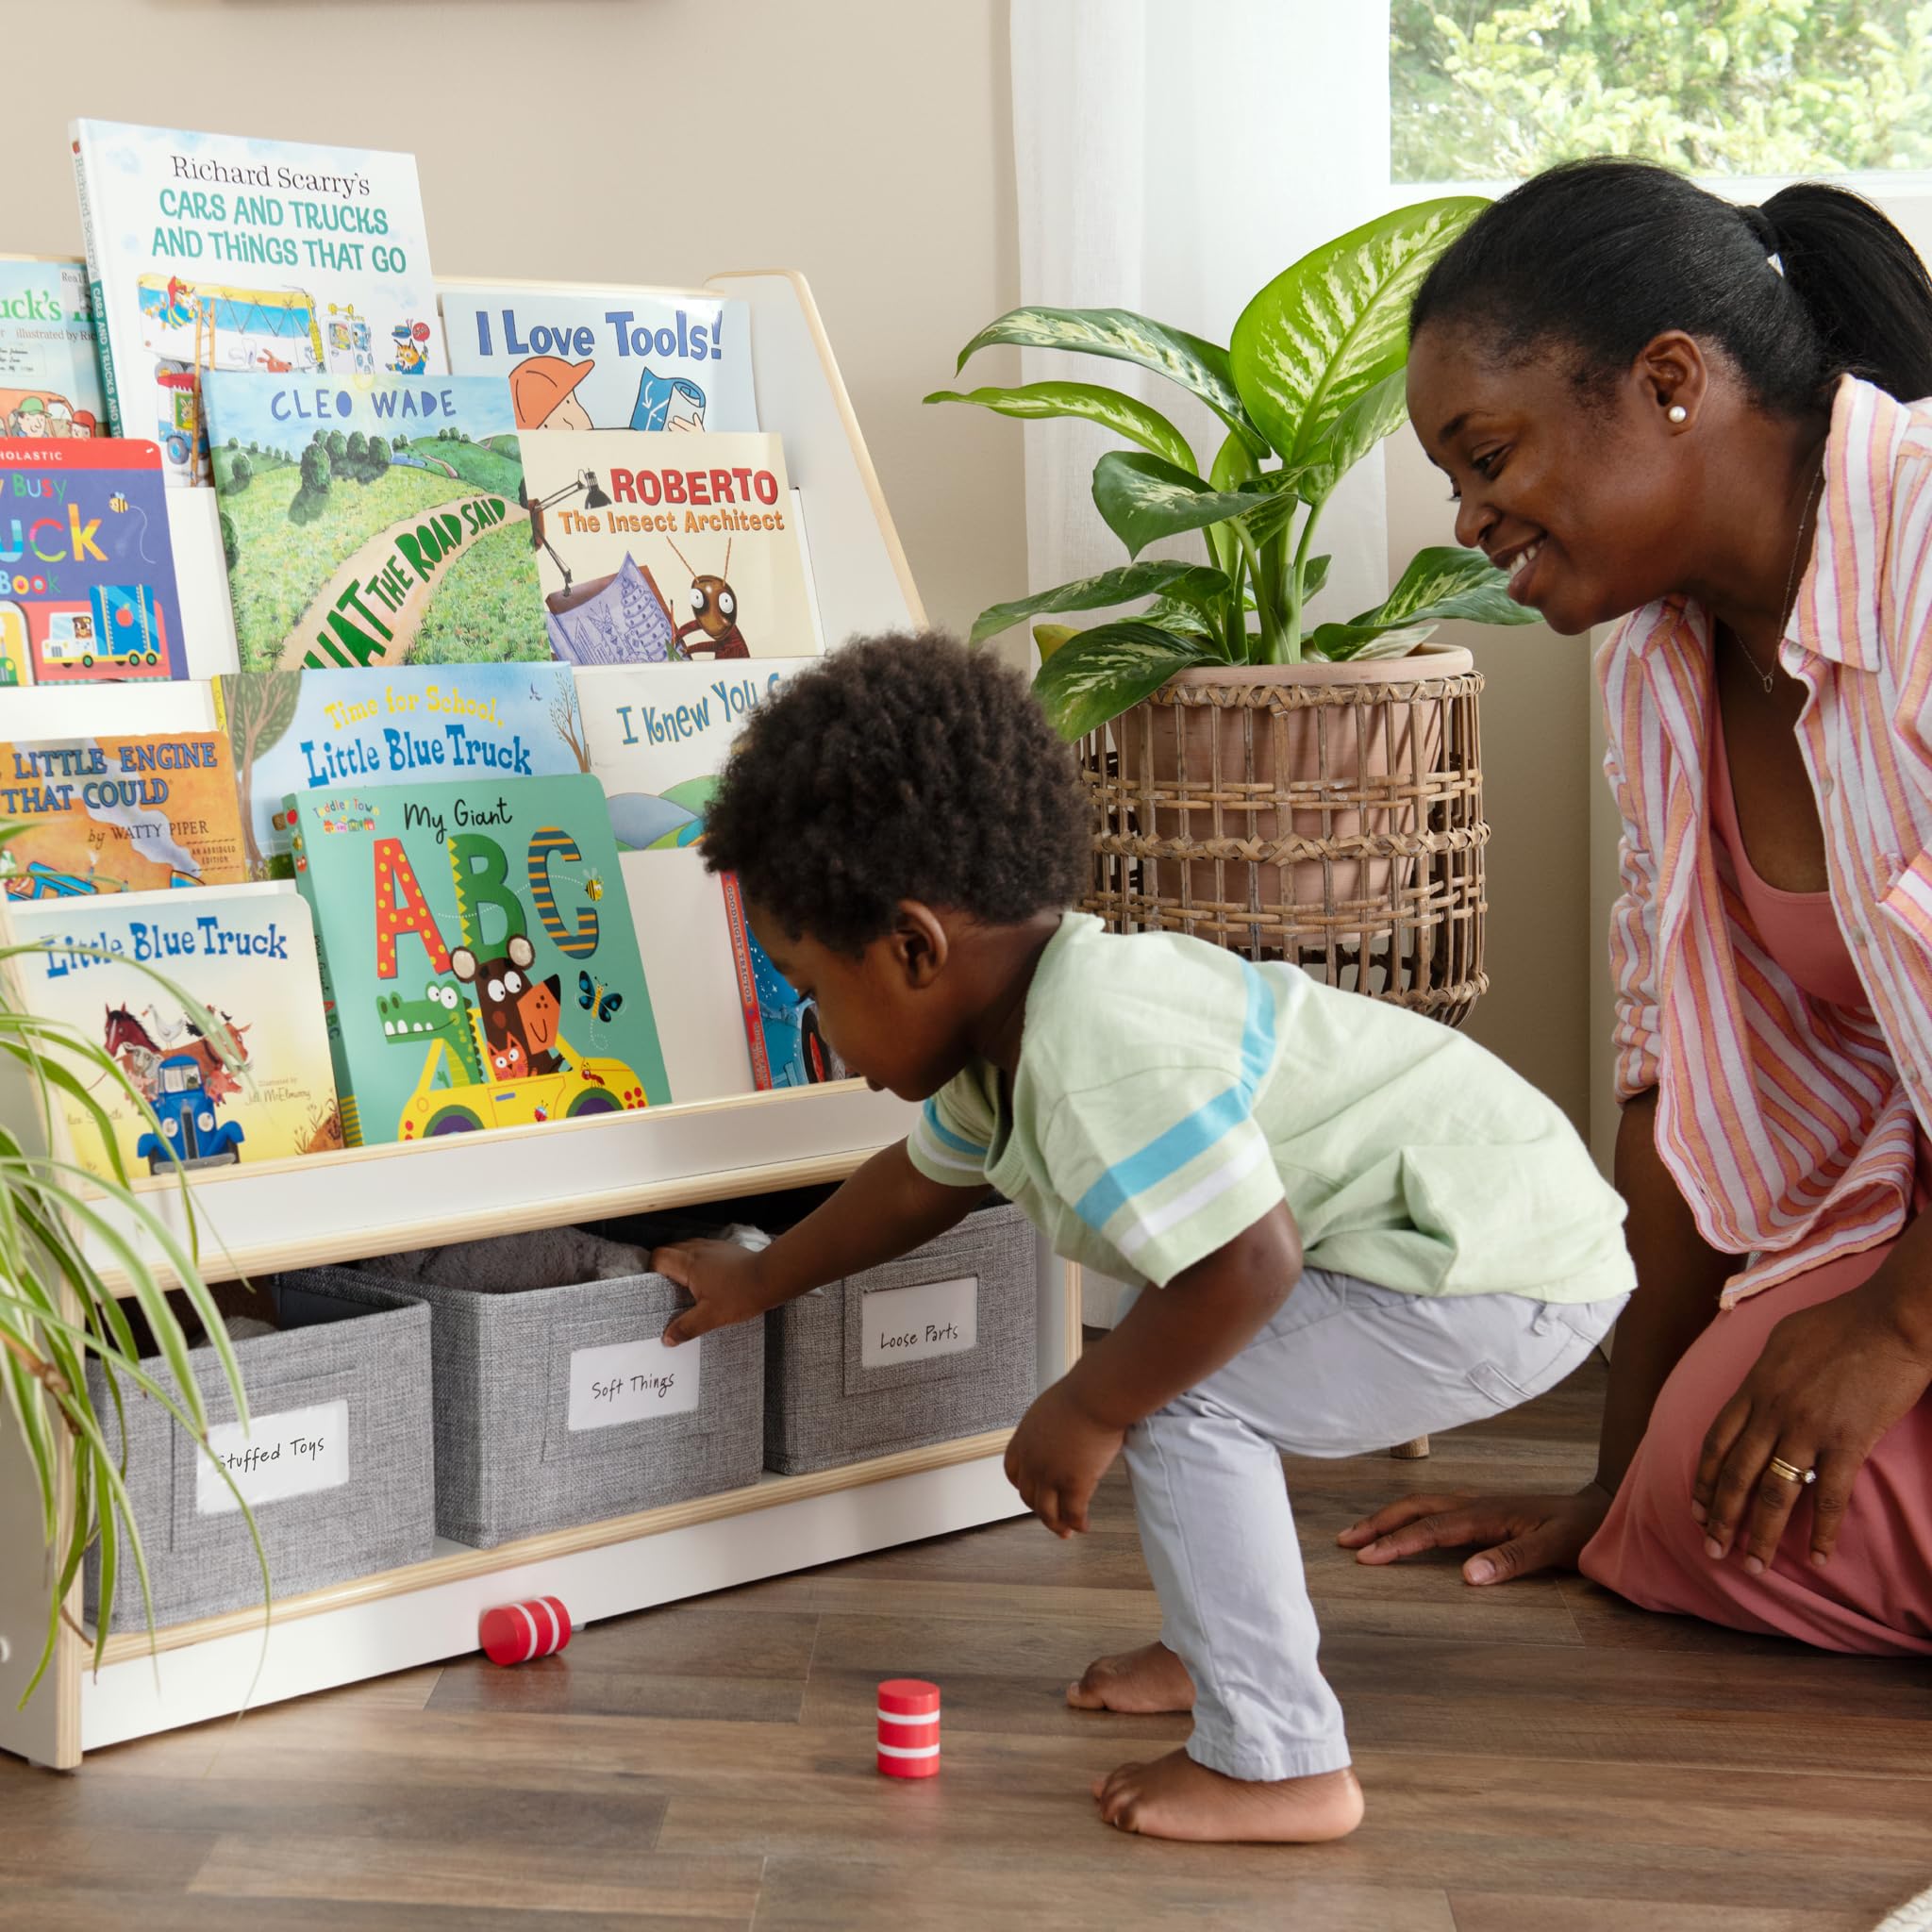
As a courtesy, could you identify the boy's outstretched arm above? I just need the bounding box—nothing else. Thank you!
[653,1140,985,1346]
[1005,1204,1303,1538]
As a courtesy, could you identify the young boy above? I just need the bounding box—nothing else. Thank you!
[652,633,1633,1844]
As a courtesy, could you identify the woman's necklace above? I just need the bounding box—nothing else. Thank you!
[1729,465,1824,696]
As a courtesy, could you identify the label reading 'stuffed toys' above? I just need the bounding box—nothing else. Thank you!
[566,1335,700,1431]
[195,1398,350,1514]
[860,1275,980,1370]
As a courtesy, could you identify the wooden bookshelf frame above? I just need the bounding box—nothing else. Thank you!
[0,272,1076,1772]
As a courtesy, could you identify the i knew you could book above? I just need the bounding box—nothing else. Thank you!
[288,772,670,1147]
[71,119,446,485]
[203,370,545,673]
[519,431,818,666]
[577,659,811,1101]
[5,882,342,1179]
[215,662,588,879]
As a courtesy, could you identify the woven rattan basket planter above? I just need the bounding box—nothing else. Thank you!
[1080,643,1487,1024]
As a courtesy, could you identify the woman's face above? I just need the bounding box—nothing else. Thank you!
[1406,323,1700,636]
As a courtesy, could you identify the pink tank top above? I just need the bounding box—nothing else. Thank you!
[1707,697,1870,1011]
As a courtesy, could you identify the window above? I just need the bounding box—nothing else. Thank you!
[1391,2,1932,185]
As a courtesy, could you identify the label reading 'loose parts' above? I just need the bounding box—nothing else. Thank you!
[860,1275,979,1370]
[567,1336,701,1432]
[195,1399,351,1516]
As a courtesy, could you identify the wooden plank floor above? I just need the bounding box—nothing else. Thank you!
[5,1352,1932,1931]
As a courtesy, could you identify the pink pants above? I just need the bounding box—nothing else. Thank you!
[1580,1241,1932,1654]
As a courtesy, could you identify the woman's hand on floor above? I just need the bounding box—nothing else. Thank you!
[1337,1482,1615,1585]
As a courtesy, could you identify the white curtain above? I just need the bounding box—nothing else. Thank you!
[1008,0,1395,621]
[1009,2,1393,1324]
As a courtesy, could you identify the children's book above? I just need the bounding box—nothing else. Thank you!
[0,439,185,685]
[576,659,811,1099]
[0,727,247,899]
[287,772,671,1146]
[4,881,343,1179]
[215,662,588,880]
[71,119,446,488]
[0,256,107,439]
[440,280,758,436]
[202,370,547,673]
[720,871,846,1091]
[518,431,818,665]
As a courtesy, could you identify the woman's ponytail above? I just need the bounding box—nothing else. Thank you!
[1412,158,1932,414]
[1760,181,1932,405]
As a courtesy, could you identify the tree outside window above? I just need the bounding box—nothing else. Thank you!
[1392,1,1932,183]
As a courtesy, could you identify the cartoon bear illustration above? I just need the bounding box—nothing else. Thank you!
[450,933,564,1078]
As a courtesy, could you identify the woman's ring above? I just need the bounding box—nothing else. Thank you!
[1767,1456,1817,1486]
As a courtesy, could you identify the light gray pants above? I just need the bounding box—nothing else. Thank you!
[1122,1266,1626,1782]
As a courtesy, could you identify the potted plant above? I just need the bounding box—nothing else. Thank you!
[928,196,1535,1019]
[0,866,262,1711]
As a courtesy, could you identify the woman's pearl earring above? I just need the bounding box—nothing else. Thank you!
[1667,404,1689,423]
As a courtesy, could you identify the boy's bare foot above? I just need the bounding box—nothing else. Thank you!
[1067,1641,1195,1714]
[1092,1750,1364,1842]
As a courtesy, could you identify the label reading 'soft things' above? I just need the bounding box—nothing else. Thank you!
[567,1335,701,1432]
[195,1399,351,1516]
[861,1274,979,1369]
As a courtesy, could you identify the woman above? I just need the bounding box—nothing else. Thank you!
[1342,158,1932,1651]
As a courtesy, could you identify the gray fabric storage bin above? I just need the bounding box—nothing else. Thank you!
[84,1276,434,1628]
[282,1260,763,1549]
[764,1201,1038,1475]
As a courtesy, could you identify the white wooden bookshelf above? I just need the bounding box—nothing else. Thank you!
[0,272,1073,1771]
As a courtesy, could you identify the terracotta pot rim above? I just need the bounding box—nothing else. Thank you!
[1161,641,1475,689]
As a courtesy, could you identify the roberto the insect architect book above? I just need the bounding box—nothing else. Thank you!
[287,772,670,1148]
[4,881,343,1180]
[518,431,818,666]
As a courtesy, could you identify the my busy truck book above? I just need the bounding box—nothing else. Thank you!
[72,119,445,487]
[0,726,247,898]
[215,662,588,880]
[287,772,670,1147]
[203,370,546,673]
[440,279,758,437]
[0,256,108,441]
[0,438,186,686]
[4,881,343,1180]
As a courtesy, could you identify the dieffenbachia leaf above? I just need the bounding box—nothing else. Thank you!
[1031,621,1210,741]
[969,561,1231,644]
[924,382,1196,475]
[1091,452,1268,558]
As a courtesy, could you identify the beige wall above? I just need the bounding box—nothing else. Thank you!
[0,0,1028,644]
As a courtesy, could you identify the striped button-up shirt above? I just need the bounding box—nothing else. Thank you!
[1603,375,1932,1306]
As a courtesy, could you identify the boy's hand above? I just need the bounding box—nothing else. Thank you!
[1003,1383,1126,1538]
[652,1240,781,1346]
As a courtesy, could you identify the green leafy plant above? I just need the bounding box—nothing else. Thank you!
[926,197,1540,740]
[0,833,265,1702]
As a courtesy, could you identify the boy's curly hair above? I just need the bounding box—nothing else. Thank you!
[700,631,1092,951]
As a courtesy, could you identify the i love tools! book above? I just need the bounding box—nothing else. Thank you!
[287,772,670,1147]
[4,881,342,1179]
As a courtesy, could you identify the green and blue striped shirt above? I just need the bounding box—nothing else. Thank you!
[908,913,1633,1301]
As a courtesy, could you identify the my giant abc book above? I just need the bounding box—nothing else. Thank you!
[288,772,670,1147]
